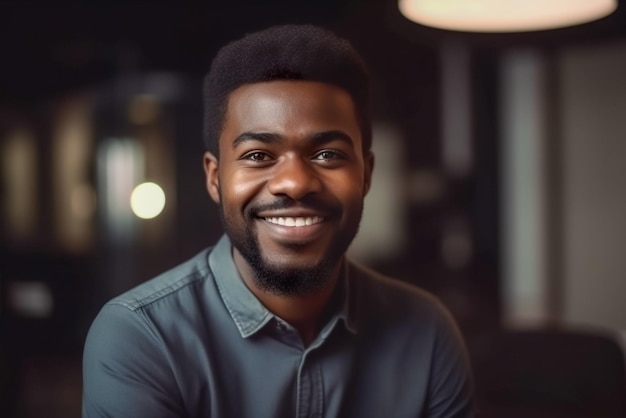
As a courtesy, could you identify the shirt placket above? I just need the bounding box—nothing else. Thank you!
[295,350,324,418]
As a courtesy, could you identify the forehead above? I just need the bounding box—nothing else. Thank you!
[221,80,361,142]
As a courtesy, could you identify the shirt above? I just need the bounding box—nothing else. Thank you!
[82,235,474,417]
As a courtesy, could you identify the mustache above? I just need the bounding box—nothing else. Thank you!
[248,195,337,217]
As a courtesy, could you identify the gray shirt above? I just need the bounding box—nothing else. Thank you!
[82,235,474,417]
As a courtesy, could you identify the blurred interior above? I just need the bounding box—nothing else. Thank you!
[1,1,625,417]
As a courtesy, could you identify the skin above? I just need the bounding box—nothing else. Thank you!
[204,80,374,344]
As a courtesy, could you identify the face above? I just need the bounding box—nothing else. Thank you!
[204,80,373,296]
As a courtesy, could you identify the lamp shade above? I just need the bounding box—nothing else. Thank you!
[398,0,618,32]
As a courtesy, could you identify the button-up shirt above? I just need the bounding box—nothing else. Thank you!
[83,235,474,417]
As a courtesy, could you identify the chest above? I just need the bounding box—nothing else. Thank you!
[167,325,432,418]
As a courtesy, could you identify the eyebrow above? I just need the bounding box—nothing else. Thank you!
[232,130,354,149]
[232,132,281,149]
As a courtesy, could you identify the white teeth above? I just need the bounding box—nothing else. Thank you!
[265,216,323,227]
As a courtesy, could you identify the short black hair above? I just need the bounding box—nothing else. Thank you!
[203,24,371,156]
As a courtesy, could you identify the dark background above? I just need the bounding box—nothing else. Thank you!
[1,1,625,417]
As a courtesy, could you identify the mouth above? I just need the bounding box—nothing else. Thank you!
[257,213,329,245]
[263,216,325,227]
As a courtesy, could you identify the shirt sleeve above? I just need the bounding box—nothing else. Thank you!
[426,305,475,418]
[82,303,186,418]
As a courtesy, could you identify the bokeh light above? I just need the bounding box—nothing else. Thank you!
[130,182,166,219]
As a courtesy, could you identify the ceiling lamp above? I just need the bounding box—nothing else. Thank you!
[398,0,618,32]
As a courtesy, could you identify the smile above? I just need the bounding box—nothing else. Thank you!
[264,216,324,227]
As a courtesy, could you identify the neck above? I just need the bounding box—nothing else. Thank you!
[233,251,343,346]
[259,285,338,345]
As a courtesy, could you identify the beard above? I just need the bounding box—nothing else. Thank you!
[218,195,362,297]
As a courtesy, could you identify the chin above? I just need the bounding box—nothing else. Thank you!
[248,249,340,296]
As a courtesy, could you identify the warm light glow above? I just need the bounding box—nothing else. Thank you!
[398,0,618,32]
[71,184,97,220]
[1,129,37,239]
[130,182,166,219]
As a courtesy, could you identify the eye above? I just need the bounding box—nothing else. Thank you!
[242,151,272,162]
[312,150,344,161]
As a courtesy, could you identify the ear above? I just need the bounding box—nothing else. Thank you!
[203,152,221,204]
[363,150,375,197]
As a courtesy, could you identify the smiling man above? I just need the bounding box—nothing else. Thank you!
[205,79,372,345]
[83,25,474,417]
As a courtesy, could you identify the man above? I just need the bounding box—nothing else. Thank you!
[83,24,474,417]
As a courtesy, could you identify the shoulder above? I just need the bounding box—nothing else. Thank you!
[347,259,447,319]
[107,247,214,312]
[346,260,475,415]
[345,259,464,343]
[84,247,217,369]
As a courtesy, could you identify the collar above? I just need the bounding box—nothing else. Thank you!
[209,234,357,338]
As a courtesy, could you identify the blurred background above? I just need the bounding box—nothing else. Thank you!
[1,1,625,417]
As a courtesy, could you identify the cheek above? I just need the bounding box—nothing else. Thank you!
[327,170,368,200]
[345,189,367,211]
[329,185,366,218]
[220,170,266,209]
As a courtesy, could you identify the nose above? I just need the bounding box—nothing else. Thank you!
[267,155,323,200]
